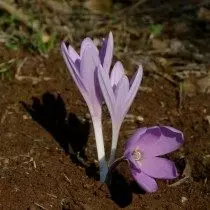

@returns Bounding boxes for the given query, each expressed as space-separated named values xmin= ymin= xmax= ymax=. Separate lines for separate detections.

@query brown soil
xmin=0 ymin=43 xmax=209 ymax=210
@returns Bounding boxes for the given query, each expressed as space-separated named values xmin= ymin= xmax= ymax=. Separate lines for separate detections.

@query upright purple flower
xmin=124 ymin=126 xmax=184 ymax=192
xmin=61 ymin=32 xmax=113 ymax=182
xmin=98 ymin=62 xmax=143 ymax=165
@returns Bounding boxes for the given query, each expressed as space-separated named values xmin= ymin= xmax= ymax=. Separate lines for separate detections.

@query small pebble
xmin=3 ymin=158 xmax=9 ymax=165
xmin=23 ymin=114 xmax=31 ymax=120
xmin=205 ymin=116 xmax=210 ymax=125
xmin=136 ymin=116 xmax=144 ymax=122
xmin=85 ymin=113 xmax=91 ymax=119
xmin=139 ymin=86 xmax=153 ymax=92
xmin=181 ymin=196 xmax=188 ymax=204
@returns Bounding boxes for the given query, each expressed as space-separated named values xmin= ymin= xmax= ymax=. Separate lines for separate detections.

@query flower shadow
xmin=21 ymin=92 xmax=99 ymax=177
xmin=107 ymin=161 xmax=146 ymax=208
xmin=108 ymin=170 xmax=132 ymax=208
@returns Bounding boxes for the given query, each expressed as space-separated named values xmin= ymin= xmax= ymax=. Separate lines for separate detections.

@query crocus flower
xmin=124 ymin=126 xmax=184 ymax=192
xmin=60 ymin=32 xmax=113 ymax=182
xmin=98 ymin=62 xmax=143 ymax=165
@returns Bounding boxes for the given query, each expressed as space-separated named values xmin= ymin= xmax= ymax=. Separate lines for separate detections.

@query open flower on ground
xmin=124 ymin=126 xmax=184 ymax=192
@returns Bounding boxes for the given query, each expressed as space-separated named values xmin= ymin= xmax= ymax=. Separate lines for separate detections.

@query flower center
xmin=132 ymin=149 xmax=143 ymax=161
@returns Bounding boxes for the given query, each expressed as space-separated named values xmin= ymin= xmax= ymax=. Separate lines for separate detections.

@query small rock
xmin=85 ymin=113 xmax=91 ymax=120
xmin=181 ymin=196 xmax=188 ymax=204
xmin=3 ymin=158 xmax=9 ymax=165
xmin=160 ymin=101 xmax=165 ymax=108
xmin=125 ymin=114 xmax=144 ymax=123
xmin=205 ymin=116 xmax=210 ymax=124
xmin=41 ymin=33 xmax=51 ymax=43
xmin=139 ymin=86 xmax=153 ymax=92
xmin=136 ymin=116 xmax=144 ymax=123
xmin=23 ymin=114 xmax=31 ymax=120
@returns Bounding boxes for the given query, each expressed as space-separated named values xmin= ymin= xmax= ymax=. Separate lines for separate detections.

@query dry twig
xmin=15 ymin=58 xmax=53 ymax=84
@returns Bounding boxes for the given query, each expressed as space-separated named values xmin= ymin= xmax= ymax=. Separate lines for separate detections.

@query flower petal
xmin=80 ymin=46 xmax=98 ymax=81
xmin=133 ymin=126 xmax=161 ymax=157
xmin=110 ymin=61 xmax=125 ymax=88
xmin=141 ymin=157 xmax=178 ymax=179
xmin=114 ymin=75 xmax=129 ymax=121
xmin=80 ymin=37 xmax=98 ymax=56
xmin=124 ymin=66 xmax=143 ymax=114
xmin=67 ymin=45 xmax=80 ymax=70
xmin=99 ymin=31 xmax=113 ymax=73
xmin=129 ymin=65 xmax=143 ymax=87
xmin=61 ymin=42 xmax=95 ymax=116
xmin=136 ymin=126 xmax=184 ymax=157
xmin=124 ymin=127 xmax=147 ymax=156
xmin=61 ymin=42 xmax=87 ymax=92
xmin=80 ymin=46 xmax=101 ymax=112
xmin=153 ymin=126 xmax=184 ymax=156
xmin=80 ymin=46 xmax=102 ymax=117
xmin=115 ymin=75 xmax=129 ymax=101
xmin=132 ymin=170 xmax=158 ymax=193
xmin=68 ymin=45 xmax=80 ymax=62
xmin=98 ymin=65 xmax=116 ymax=118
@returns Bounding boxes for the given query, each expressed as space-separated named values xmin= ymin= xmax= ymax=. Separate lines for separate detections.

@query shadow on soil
xmin=21 ymin=92 xmax=101 ymax=178
xmin=107 ymin=163 xmax=146 ymax=207
xmin=21 ymin=92 xmax=146 ymax=207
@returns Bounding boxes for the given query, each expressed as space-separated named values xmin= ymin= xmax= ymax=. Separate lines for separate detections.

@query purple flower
xmin=61 ymin=32 xmax=113 ymax=118
xmin=60 ymin=32 xmax=113 ymax=182
xmin=98 ymin=61 xmax=143 ymax=165
xmin=124 ymin=126 xmax=184 ymax=192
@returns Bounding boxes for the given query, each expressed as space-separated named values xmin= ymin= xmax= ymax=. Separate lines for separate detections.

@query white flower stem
xmin=92 ymin=117 xmax=108 ymax=182
xmin=108 ymin=123 xmax=121 ymax=166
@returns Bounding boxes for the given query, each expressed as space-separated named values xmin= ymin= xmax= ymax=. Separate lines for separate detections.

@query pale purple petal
xmin=140 ymin=157 xmax=178 ymax=179
xmin=129 ymin=65 xmax=143 ymax=87
xmin=80 ymin=46 xmax=98 ymax=81
xmin=110 ymin=61 xmax=125 ymax=88
xmin=151 ymin=126 xmax=184 ymax=156
xmin=114 ymin=75 xmax=130 ymax=122
xmin=98 ymin=65 xmax=116 ymax=118
xmin=132 ymin=170 xmax=158 ymax=193
xmin=67 ymin=45 xmax=80 ymax=62
xmin=134 ymin=126 xmax=183 ymax=157
xmin=133 ymin=126 xmax=161 ymax=158
xmin=80 ymin=37 xmax=98 ymax=56
xmin=115 ymin=75 xmax=129 ymax=101
xmin=61 ymin=42 xmax=94 ymax=117
xmin=99 ymin=32 xmax=113 ymax=73
xmin=80 ymin=46 xmax=102 ymax=117
xmin=61 ymin=42 xmax=87 ymax=93
xmin=67 ymin=45 xmax=80 ymax=70
xmin=80 ymin=46 xmax=101 ymax=111
xmin=124 ymin=66 xmax=143 ymax=114
xmin=124 ymin=127 xmax=147 ymax=156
